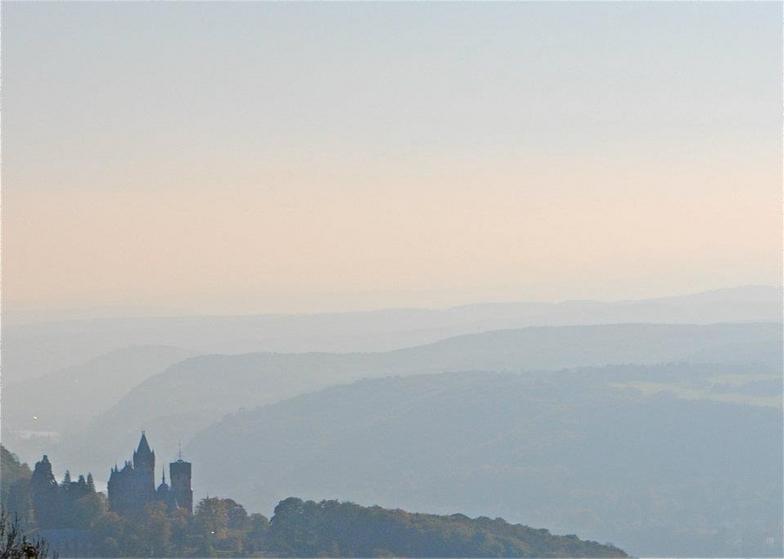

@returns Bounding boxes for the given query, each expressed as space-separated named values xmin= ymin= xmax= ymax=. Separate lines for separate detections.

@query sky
xmin=3 ymin=2 xmax=782 ymax=319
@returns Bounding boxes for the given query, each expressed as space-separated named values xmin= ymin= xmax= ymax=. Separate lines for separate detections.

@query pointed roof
xmin=136 ymin=432 xmax=153 ymax=455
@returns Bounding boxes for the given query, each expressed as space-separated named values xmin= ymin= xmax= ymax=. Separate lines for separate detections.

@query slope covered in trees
xmin=72 ymin=496 xmax=627 ymax=557
xmin=268 ymin=497 xmax=626 ymax=557
xmin=188 ymin=365 xmax=783 ymax=557
xmin=0 ymin=446 xmax=31 ymax=498
xmin=1 ymin=445 xmax=32 ymax=520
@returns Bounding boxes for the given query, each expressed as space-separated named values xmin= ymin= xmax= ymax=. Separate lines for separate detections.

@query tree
xmin=92 ymin=512 xmax=126 ymax=557
xmin=141 ymin=502 xmax=172 ymax=557
xmin=227 ymin=501 xmax=248 ymax=530
xmin=0 ymin=448 xmax=31 ymax=510
xmin=195 ymin=498 xmax=229 ymax=540
xmin=193 ymin=498 xmax=251 ymax=556
xmin=168 ymin=508 xmax=193 ymax=556
xmin=3 ymin=484 xmax=32 ymax=530
xmin=72 ymin=493 xmax=107 ymax=530
xmin=29 ymin=458 xmax=59 ymax=530
xmin=0 ymin=509 xmax=50 ymax=559
xmin=245 ymin=513 xmax=270 ymax=554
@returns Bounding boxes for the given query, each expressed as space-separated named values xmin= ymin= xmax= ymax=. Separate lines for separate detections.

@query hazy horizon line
xmin=4 ymin=283 xmax=780 ymax=327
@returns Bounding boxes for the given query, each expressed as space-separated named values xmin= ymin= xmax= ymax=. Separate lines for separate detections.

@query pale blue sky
xmin=3 ymin=2 xmax=782 ymax=317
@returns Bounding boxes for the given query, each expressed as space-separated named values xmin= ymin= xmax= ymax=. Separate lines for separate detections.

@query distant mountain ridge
xmin=0 ymin=345 xmax=196 ymax=467
xmin=55 ymin=321 xmax=781 ymax=477
xmin=5 ymin=285 xmax=780 ymax=383
xmin=1 ymin=346 xmax=195 ymax=432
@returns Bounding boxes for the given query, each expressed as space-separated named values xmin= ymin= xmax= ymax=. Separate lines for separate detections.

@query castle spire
xmin=136 ymin=432 xmax=153 ymax=456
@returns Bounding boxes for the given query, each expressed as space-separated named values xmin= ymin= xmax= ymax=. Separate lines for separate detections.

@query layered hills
xmin=63 ymin=321 xmax=781 ymax=475
xmin=5 ymin=286 xmax=779 ymax=383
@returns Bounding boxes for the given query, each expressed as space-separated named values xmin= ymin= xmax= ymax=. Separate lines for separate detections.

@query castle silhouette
xmin=108 ymin=432 xmax=193 ymax=515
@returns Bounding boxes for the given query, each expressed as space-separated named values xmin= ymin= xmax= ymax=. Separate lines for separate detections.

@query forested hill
xmin=0 ymin=445 xmax=31 ymax=504
xmin=188 ymin=365 xmax=782 ymax=557
xmin=269 ymin=497 xmax=627 ymax=558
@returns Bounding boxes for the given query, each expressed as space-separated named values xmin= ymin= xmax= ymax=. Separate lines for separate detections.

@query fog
xmin=1 ymin=2 xmax=781 ymax=558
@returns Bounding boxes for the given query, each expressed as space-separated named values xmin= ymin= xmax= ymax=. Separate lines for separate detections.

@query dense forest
xmin=0 ymin=447 xmax=625 ymax=557
xmin=265 ymin=497 xmax=625 ymax=558
xmin=1 ymin=446 xmax=31 ymax=506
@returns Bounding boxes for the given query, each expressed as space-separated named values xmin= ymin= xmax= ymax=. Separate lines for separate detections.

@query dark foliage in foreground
xmin=5 ymin=487 xmax=626 ymax=557
xmin=2 ymin=444 xmax=624 ymax=557
xmin=0 ymin=510 xmax=51 ymax=559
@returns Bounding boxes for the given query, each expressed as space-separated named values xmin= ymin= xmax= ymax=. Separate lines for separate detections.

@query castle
xmin=108 ymin=432 xmax=193 ymax=515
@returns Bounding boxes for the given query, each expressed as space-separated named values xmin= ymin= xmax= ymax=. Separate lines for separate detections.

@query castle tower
xmin=109 ymin=433 xmax=159 ymax=514
xmin=170 ymin=453 xmax=193 ymax=514
xmin=132 ymin=432 xmax=156 ymax=500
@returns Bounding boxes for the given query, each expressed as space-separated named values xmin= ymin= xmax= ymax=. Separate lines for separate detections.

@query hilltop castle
xmin=108 ymin=433 xmax=193 ymax=515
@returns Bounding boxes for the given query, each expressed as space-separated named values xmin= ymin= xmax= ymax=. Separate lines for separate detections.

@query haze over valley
xmin=2 ymin=3 xmax=781 ymax=557
xmin=2 ymin=287 xmax=782 ymax=556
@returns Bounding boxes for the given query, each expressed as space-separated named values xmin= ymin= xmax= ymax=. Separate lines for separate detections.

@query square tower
xmin=169 ymin=458 xmax=193 ymax=514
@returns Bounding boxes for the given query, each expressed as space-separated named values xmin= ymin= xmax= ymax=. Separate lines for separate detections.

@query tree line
xmin=1 ymin=447 xmax=625 ymax=557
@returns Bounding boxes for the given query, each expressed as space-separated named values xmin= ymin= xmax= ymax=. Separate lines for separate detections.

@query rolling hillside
xmin=62 ymin=322 xmax=781 ymax=478
xmin=188 ymin=367 xmax=783 ymax=557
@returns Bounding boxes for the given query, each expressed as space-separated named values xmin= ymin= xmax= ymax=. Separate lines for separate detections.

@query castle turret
xmin=133 ymin=433 xmax=155 ymax=468
xmin=170 ymin=454 xmax=193 ymax=514
xmin=156 ymin=468 xmax=169 ymax=494
xmin=158 ymin=466 xmax=186 ymax=511
xmin=132 ymin=432 xmax=156 ymax=500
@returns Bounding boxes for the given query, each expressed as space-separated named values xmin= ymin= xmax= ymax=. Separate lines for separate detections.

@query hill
xmin=63 ymin=322 xmax=781 ymax=476
xmin=1 ymin=345 xmax=195 ymax=464
xmin=266 ymin=497 xmax=627 ymax=557
xmin=0 ymin=445 xmax=34 ymax=525
xmin=187 ymin=366 xmax=783 ymax=557
xmin=0 ymin=445 xmax=31 ymax=505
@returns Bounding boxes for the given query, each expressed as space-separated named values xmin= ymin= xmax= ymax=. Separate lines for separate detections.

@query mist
xmin=1 ymin=2 xmax=781 ymax=558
